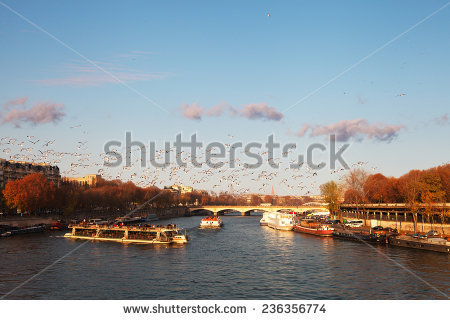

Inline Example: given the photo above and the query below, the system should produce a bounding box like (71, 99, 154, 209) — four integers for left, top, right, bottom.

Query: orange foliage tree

(3, 173, 55, 213)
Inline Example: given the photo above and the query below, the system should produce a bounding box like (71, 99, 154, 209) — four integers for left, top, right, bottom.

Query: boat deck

(389, 235, 450, 253)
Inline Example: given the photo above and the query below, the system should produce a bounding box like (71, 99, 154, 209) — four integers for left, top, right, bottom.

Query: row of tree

(3, 164, 448, 217)
(320, 164, 450, 228)
(1, 173, 309, 215)
(342, 164, 449, 204)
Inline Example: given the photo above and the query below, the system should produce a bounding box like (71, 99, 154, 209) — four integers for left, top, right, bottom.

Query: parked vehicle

(344, 220, 364, 228)
(426, 230, 439, 237)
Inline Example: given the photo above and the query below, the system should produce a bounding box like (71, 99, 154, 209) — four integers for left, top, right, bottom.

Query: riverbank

(0, 207, 190, 227)
(0, 216, 54, 227)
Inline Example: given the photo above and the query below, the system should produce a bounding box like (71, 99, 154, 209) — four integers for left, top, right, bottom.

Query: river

(0, 215, 449, 299)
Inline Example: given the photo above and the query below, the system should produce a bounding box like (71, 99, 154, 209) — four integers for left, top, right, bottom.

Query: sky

(0, 0, 449, 195)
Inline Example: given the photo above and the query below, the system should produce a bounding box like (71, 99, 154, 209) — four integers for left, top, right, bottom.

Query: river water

(0, 215, 449, 299)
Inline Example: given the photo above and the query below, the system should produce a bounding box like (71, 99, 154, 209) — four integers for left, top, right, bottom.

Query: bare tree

(344, 168, 369, 219)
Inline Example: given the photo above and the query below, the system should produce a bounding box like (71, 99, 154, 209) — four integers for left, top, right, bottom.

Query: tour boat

(260, 212, 269, 226)
(266, 211, 294, 231)
(64, 223, 188, 244)
(200, 216, 223, 228)
(293, 219, 334, 236)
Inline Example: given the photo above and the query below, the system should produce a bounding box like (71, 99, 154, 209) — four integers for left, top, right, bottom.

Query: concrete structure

(339, 216, 450, 234)
(340, 203, 450, 233)
(0, 158, 61, 189)
(188, 205, 328, 216)
(340, 203, 450, 220)
(63, 174, 101, 186)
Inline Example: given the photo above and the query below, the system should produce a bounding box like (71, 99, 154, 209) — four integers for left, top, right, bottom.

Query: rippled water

(0, 215, 449, 299)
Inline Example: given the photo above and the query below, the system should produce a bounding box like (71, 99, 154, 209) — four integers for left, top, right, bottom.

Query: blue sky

(0, 0, 449, 195)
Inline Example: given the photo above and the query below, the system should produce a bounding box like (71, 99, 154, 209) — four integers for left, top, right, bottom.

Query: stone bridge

(187, 205, 328, 216)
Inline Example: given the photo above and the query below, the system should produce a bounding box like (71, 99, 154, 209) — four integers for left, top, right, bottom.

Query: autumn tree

(3, 173, 55, 214)
(201, 193, 211, 205)
(263, 195, 273, 204)
(419, 172, 445, 228)
(2, 180, 22, 211)
(250, 194, 262, 206)
(320, 181, 343, 219)
(344, 168, 368, 203)
(400, 170, 423, 232)
(364, 173, 389, 203)
(435, 164, 450, 201)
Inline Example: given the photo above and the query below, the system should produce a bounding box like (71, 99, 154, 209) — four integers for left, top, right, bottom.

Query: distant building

(307, 195, 326, 202)
(165, 184, 194, 194)
(63, 174, 101, 186)
(0, 158, 61, 189)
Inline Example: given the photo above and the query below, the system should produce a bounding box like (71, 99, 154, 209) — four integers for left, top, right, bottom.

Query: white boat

(260, 212, 269, 226)
(200, 216, 223, 228)
(266, 211, 294, 231)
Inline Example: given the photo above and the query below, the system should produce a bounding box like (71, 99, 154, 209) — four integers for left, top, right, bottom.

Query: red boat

(293, 219, 334, 236)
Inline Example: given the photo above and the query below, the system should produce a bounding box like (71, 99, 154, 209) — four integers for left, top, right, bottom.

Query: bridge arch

(217, 209, 241, 215)
(187, 205, 328, 216)
(190, 208, 214, 216)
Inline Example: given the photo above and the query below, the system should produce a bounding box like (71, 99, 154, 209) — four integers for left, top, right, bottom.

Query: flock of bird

(0, 126, 381, 196)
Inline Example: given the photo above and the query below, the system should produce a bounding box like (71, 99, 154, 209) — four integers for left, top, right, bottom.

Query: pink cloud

(179, 102, 282, 121)
(240, 103, 283, 121)
(295, 124, 311, 137)
(205, 102, 236, 117)
(434, 113, 448, 126)
(181, 103, 204, 120)
(2, 102, 65, 127)
(4, 96, 27, 110)
(305, 118, 404, 142)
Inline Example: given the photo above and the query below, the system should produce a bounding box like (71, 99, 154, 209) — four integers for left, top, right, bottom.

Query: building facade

(0, 158, 61, 189)
(63, 174, 101, 186)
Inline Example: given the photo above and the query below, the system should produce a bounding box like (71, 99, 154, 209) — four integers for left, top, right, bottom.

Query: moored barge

(389, 235, 450, 253)
(64, 224, 188, 244)
(332, 226, 379, 242)
(293, 219, 334, 236)
(1, 224, 47, 237)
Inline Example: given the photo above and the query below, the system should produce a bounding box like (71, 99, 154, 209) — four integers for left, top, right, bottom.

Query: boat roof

(70, 224, 179, 232)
